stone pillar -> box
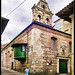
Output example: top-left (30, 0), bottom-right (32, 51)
top-left (68, 59), bottom-right (70, 73)
top-left (69, 14), bottom-right (74, 75)
top-left (57, 59), bottom-right (59, 73)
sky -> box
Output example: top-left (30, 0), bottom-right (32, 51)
top-left (1, 0), bottom-right (73, 44)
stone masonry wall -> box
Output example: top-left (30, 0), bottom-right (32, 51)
top-left (1, 24), bottom-right (71, 74)
top-left (28, 24), bottom-right (71, 74)
top-left (1, 27), bottom-right (33, 72)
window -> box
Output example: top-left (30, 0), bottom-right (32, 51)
top-left (37, 15), bottom-right (41, 21)
top-left (21, 45), bottom-right (26, 52)
top-left (42, 5), bottom-right (45, 9)
top-left (69, 42), bottom-right (72, 53)
top-left (51, 37), bottom-right (57, 50)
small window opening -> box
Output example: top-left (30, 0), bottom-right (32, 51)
top-left (42, 5), bottom-right (45, 9)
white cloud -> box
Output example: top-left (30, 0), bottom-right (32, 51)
top-left (47, 0), bottom-right (73, 23)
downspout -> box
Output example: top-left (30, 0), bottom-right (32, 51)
top-left (27, 31), bottom-right (29, 67)
top-left (12, 47), bottom-right (15, 70)
top-left (6, 48), bottom-right (8, 68)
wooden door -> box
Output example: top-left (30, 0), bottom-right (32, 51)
top-left (59, 59), bottom-right (67, 73)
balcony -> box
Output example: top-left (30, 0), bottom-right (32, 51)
top-left (11, 43), bottom-right (27, 61)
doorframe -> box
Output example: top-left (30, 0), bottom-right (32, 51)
top-left (57, 58), bottom-right (71, 74)
top-left (59, 59), bottom-right (68, 73)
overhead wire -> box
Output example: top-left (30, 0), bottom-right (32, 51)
top-left (5, 0), bottom-right (26, 17)
top-left (7, 19), bottom-right (31, 24)
top-left (9, 19), bottom-right (26, 21)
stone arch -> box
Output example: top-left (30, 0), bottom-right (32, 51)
top-left (46, 17), bottom-right (49, 24)
top-left (37, 15), bottom-right (41, 22)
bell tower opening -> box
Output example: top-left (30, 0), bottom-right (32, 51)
top-left (37, 15), bottom-right (41, 22)
top-left (46, 18), bottom-right (49, 24)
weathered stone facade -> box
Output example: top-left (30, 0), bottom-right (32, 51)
top-left (1, 0), bottom-right (72, 75)
top-left (1, 22), bottom-right (72, 75)
top-left (28, 24), bottom-right (72, 75)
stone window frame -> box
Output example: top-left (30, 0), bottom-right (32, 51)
top-left (51, 37), bottom-right (57, 50)
top-left (57, 58), bottom-right (71, 74)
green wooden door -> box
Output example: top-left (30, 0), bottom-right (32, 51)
top-left (59, 60), bottom-right (67, 73)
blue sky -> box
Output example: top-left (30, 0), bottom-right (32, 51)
top-left (1, 0), bottom-right (73, 44)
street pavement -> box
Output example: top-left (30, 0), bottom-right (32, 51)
top-left (1, 67), bottom-right (24, 75)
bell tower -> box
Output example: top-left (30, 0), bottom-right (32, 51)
top-left (32, 0), bottom-right (53, 26)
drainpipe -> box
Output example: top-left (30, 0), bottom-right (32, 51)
top-left (27, 31), bottom-right (29, 67)
top-left (12, 41), bottom-right (16, 70)
top-left (6, 48), bottom-right (8, 68)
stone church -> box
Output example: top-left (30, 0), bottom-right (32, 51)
top-left (1, 0), bottom-right (72, 75)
